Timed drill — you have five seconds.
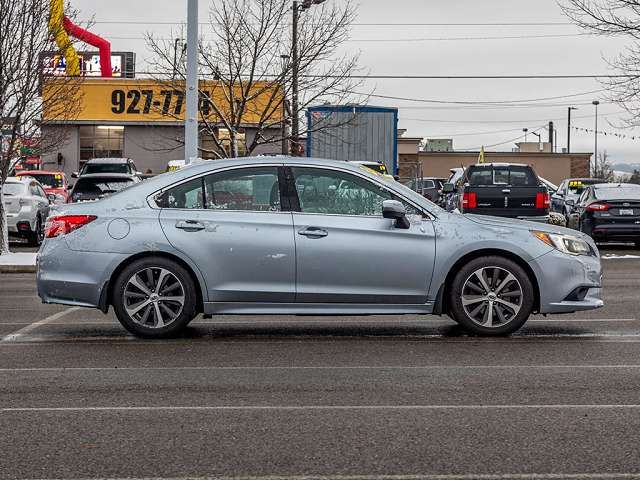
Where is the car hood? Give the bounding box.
[463,213,583,237]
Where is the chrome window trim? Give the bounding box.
[146,163,285,213]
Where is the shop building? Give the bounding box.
[40,78,282,177]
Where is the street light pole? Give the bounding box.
[592,100,599,177]
[280,54,290,155]
[567,106,577,154]
[184,0,199,163]
[291,0,326,156]
[291,1,300,156]
[523,128,528,143]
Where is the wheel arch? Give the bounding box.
[101,251,205,314]
[433,248,541,316]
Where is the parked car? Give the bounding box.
[450,163,549,221]
[350,160,395,180]
[73,158,140,179]
[568,182,640,246]
[16,170,69,204]
[1,177,51,246]
[406,177,446,203]
[69,173,140,203]
[551,178,602,219]
[37,156,603,338]
[166,160,186,173]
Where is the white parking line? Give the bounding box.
[5,404,640,413]
[2,364,640,372]
[0,307,80,343]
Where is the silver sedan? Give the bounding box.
[37,157,603,338]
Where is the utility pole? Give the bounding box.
[291,0,326,156]
[592,100,599,177]
[280,54,290,155]
[184,0,199,163]
[567,106,577,153]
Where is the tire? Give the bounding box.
[112,257,198,338]
[448,256,534,336]
[27,216,43,247]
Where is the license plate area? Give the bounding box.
[619,209,634,216]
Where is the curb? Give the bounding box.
[0,265,37,274]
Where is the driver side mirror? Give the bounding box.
[47,194,56,204]
[442,183,455,194]
[382,200,410,229]
[71,172,78,179]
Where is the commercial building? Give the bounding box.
[40,78,282,177]
[397,134,592,185]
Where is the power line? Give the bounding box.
[457,126,547,151]
[85,20,576,26]
[400,110,625,124]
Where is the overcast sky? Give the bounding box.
[72,0,639,164]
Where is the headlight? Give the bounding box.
[532,230,595,256]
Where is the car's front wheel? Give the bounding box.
[448,256,534,336]
[112,257,197,338]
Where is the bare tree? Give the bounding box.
[0,0,82,254]
[560,0,640,126]
[145,0,365,159]
[593,150,615,180]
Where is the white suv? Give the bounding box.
[1,177,51,246]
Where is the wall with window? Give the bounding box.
[79,125,125,164]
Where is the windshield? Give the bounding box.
[1,183,25,196]
[73,178,134,198]
[21,174,64,188]
[82,163,131,175]
[568,179,598,195]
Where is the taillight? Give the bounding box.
[586,202,610,212]
[44,215,97,238]
[535,192,550,209]
[462,192,477,209]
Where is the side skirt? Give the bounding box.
[203,302,434,315]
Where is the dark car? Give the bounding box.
[73,158,140,179]
[551,178,602,218]
[69,173,140,203]
[406,177,446,203]
[452,163,549,220]
[569,183,640,246]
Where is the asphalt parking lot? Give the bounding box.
[2,243,640,480]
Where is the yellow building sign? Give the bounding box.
[43,78,283,124]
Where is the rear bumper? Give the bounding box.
[529,249,603,314]
[37,237,126,308]
[591,223,640,241]
[6,210,35,235]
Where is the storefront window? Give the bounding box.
[201,128,246,159]
[79,125,125,166]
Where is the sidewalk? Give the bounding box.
[0,252,37,273]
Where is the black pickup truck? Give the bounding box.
[450,163,550,220]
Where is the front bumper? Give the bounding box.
[529,249,603,314]
[37,236,127,308]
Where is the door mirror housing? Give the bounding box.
[47,194,57,204]
[382,200,410,229]
[71,172,78,179]
[442,183,455,193]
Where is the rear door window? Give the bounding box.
[468,166,537,186]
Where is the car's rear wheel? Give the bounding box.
[448,256,534,336]
[27,216,43,247]
[112,257,197,338]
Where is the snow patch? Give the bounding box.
[0,252,37,266]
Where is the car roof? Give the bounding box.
[75,173,139,180]
[4,176,34,185]
[16,170,65,176]
[594,182,640,189]
[85,157,132,164]
[468,162,528,168]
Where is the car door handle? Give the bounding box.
[175,220,206,231]
[298,227,328,238]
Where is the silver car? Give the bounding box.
[2,176,51,246]
[37,157,603,338]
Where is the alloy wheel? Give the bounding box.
[461,266,523,328]
[123,267,186,328]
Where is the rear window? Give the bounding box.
[82,163,131,175]
[1,183,25,196]
[595,185,640,200]
[73,178,134,196]
[468,166,537,186]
